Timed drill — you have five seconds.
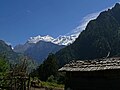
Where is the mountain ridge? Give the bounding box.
[13,28,81,63]
[55,3,120,66]
[14,40,65,63]
[27,33,80,46]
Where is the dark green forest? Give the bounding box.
[55,3,120,66]
[31,54,65,84]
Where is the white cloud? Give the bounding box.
[67,12,99,36]
[76,12,99,31]
[69,3,116,35]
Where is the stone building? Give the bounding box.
[59,57,120,90]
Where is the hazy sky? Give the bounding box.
[0,0,120,46]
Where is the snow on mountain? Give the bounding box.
[27,28,81,46]
[28,35,54,43]
[28,33,79,46]
[28,20,86,46]
[53,33,79,45]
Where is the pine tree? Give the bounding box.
[38,53,58,81]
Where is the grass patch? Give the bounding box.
[41,81,64,89]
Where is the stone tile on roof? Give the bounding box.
[59,57,120,72]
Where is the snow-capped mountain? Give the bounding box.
[28,35,54,43]
[14,20,83,63]
[28,32,80,46]
[52,33,79,45]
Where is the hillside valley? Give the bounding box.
[1,1,120,90]
[13,31,80,63]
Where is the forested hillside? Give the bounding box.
[55,3,120,66]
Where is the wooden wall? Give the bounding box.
[65,69,120,90]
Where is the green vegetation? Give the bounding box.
[36,53,58,81]
[0,55,9,78]
[0,55,10,88]
[55,3,120,66]
[29,76,64,89]
[0,40,20,64]
[31,53,65,85]
[41,81,64,89]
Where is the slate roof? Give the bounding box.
[58,57,120,72]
